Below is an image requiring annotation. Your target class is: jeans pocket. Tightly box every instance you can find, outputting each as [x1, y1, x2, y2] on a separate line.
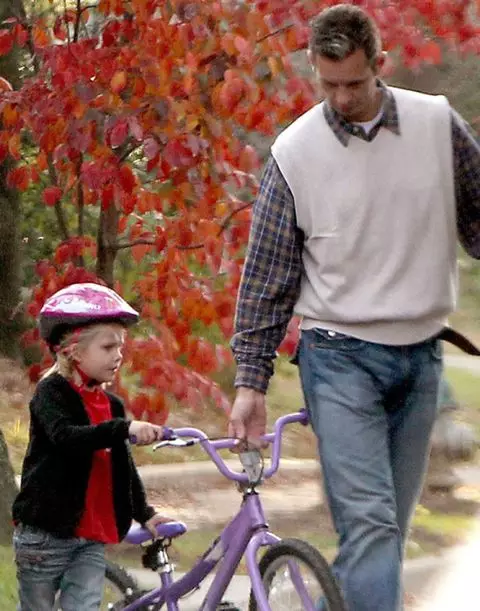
[14, 529, 53, 570]
[306, 328, 366, 352]
[14, 525, 50, 547]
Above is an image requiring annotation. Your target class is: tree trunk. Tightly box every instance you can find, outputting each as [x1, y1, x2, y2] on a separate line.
[0, 0, 22, 359]
[0, 0, 26, 543]
[0, 431, 18, 544]
[96, 204, 120, 288]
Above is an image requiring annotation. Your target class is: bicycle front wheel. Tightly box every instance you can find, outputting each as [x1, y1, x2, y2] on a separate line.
[248, 538, 346, 611]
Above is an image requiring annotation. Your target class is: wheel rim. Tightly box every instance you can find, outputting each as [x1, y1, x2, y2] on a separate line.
[263, 554, 327, 610]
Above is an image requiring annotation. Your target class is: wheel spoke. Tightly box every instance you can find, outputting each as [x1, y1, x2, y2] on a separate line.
[249, 538, 346, 611]
[287, 559, 317, 610]
[266, 557, 323, 610]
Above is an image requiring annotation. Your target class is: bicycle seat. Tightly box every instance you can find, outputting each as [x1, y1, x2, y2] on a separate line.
[125, 521, 188, 545]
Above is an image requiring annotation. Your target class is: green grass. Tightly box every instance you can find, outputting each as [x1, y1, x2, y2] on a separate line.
[0, 546, 18, 609]
[445, 368, 480, 410]
[413, 508, 477, 539]
[444, 367, 480, 435]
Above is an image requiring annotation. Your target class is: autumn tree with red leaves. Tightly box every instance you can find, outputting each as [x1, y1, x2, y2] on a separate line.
[0, 0, 479, 424]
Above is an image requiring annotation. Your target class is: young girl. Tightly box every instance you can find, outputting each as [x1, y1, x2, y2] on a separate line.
[13, 283, 170, 611]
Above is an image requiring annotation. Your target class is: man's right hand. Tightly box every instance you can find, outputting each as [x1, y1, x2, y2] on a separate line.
[128, 421, 164, 445]
[228, 387, 267, 450]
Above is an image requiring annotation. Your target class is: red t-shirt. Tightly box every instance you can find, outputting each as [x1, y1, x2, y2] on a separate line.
[71, 382, 119, 544]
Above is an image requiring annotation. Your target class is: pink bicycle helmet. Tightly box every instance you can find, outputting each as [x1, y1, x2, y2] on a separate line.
[39, 283, 139, 346]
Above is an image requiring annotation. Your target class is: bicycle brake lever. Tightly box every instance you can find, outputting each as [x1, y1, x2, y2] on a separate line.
[152, 438, 198, 451]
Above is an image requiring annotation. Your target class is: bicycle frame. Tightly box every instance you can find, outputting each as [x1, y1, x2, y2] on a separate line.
[120, 410, 310, 611]
[120, 492, 280, 611]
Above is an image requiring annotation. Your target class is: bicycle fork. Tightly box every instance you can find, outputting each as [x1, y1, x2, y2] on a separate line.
[245, 529, 281, 610]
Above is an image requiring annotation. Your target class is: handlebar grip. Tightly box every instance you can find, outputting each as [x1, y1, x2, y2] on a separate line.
[129, 426, 174, 446]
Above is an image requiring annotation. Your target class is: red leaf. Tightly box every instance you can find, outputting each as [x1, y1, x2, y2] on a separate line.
[0, 76, 12, 92]
[143, 137, 159, 160]
[101, 184, 115, 209]
[54, 243, 71, 265]
[163, 140, 193, 168]
[14, 24, 28, 47]
[7, 166, 29, 190]
[132, 243, 150, 262]
[42, 186, 63, 207]
[155, 227, 167, 253]
[420, 40, 442, 64]
[53, 16, 67, 41]
[129, 116, 143, 141]
[28, 364, 42, 383]
[219, 78, 245, 113]
[101, 20, 121, 47]
[110, 71, 127, 94]
[0, 30, 14, 56]
[234, 35, 252, 58]
[238, 145, 260, 172]
[122, 193, 137, 214]
[110, 119, 129, 148]
[118, 165, 136, 194]
[0, 143, 8, 163]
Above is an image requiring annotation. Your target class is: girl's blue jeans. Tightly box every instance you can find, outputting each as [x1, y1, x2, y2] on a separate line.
[298, 328, 442, 611]
[13, 524, 105, 611]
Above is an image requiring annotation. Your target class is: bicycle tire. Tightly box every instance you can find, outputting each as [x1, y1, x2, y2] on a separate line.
[248, 538, 346, 611]
[103, 560, 156, 610]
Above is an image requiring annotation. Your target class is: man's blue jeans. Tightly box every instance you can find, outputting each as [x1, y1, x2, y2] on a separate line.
[13, 524, 106, 611]
[298, 328, 442, 611]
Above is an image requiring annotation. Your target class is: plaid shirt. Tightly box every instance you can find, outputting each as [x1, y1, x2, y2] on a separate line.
[232, 85, 480, 393]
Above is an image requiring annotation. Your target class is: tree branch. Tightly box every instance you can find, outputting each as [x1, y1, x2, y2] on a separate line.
[73, 0, 82, 43]
[62, 0, 71, 45]
[115, 238, 154, 251]
[79, 3, 97, 16]
[47, 155, 69, 241]
[118, 142, 142, 163]
[13, 0, 40, 73]
[257, 24, 293, 44]
[76, 156, 84, 236]
[217, 201, 252, 233]
[113, 201, 253, 251]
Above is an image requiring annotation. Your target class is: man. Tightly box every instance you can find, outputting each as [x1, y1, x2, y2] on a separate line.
[229, 4, 480, 611]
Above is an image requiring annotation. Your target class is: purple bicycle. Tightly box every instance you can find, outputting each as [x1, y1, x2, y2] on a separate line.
[104, 409, 346, 610]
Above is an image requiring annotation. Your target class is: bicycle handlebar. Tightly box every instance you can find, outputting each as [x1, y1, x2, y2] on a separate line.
[152, 409, 309, 484]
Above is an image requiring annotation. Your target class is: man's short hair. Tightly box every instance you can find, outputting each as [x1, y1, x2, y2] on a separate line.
[309, 4, 381, 66]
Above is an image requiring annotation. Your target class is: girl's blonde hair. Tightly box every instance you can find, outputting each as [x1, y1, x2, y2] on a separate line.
[41, 323, 125, 380]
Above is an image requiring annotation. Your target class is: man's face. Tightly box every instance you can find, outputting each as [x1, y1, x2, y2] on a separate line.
[311, 48, 381, 123]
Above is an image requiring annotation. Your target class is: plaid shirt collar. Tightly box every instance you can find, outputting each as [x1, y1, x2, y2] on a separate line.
[323, 81, 401, 146]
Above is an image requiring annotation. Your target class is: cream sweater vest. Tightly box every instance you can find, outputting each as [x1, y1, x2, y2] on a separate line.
[271, 87, 457, 345]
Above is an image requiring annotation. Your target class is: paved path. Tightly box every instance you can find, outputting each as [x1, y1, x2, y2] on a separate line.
[416, 525, 480, 610]
[416, 351, 480, 611]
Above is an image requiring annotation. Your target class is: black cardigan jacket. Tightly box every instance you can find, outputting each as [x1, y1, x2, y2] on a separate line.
[12, 373, 155, 539]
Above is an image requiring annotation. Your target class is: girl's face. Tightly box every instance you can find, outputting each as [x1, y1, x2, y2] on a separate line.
[73, 324, 126, 384]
